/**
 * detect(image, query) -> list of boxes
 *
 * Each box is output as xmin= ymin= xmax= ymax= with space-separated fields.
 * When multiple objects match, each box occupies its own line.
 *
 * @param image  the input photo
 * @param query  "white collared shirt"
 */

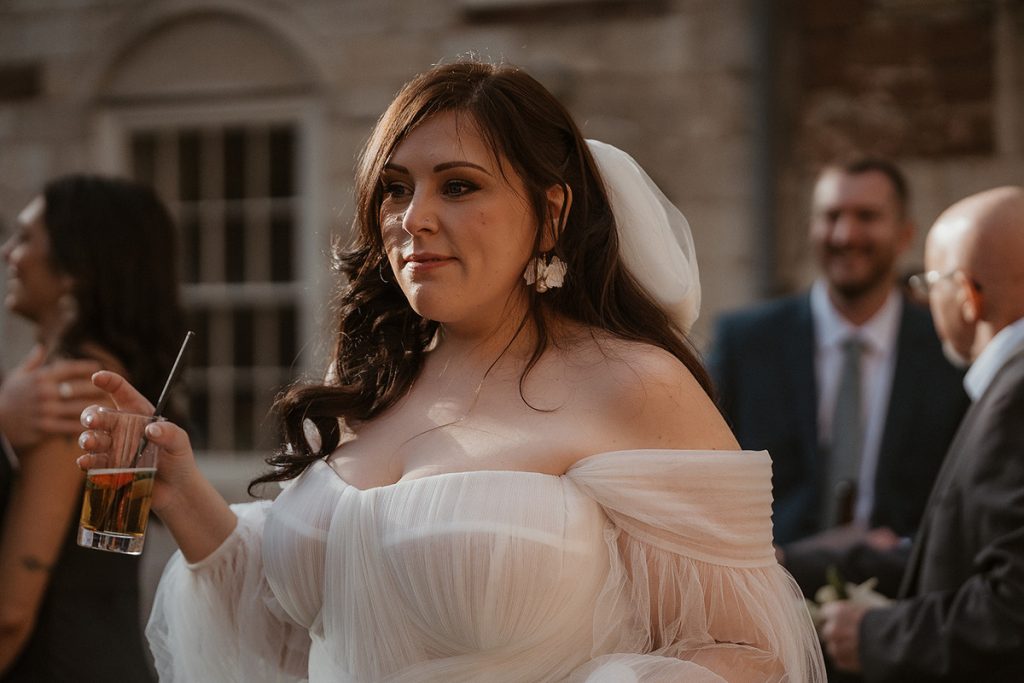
xmin=964 ymin=317 xmax=1024 ymax=401
xmin=811 ymin=280 xmax=903 ymax=525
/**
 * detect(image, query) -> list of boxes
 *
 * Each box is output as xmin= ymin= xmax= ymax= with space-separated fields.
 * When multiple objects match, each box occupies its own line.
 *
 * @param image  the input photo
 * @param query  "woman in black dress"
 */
xmin=0 ymin=175 xmax=184 ymax=681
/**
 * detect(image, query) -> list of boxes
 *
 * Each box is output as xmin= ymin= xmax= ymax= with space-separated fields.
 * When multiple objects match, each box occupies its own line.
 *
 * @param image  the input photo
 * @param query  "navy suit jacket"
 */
xmin=859 ymin=347 xmax=1024 ymax=681
xmin=708 ymin=292 xmax=969 ymax=545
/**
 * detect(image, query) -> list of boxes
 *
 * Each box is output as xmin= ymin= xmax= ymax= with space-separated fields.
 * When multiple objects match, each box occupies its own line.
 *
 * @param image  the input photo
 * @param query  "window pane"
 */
xmin=224 ymin=127 xmax=246 ymax=200
xmin=270 ymin=213 xmax=294 ymax=282
xmin=178 ymin=129 xmax=201 ymax=202
xmin=131 ymin=133 xmax=157 ymax=187
xmin=209 ymin=307 xmax=233 ymax=367
xmin=256 ymin=384 xmax=282 ymax=452
xmin=179 ymin=207 xmax=201 ymax=283
xmin=279 ymin=306 xmax=298 ymax=369
xmin=189 ymin=388 xmax=209 ymax=451
xmin=224 ymin=207 xmax=245 ymax=283
xmin=234 ymin=308 xmax=254 ymax=367
xmin=235 ymin=388 xmax=254 ymax=451
xmin=187 ymin=309 xmax=210 ymax=368
xmin=269 ymin=126 xmax=294 ymax=198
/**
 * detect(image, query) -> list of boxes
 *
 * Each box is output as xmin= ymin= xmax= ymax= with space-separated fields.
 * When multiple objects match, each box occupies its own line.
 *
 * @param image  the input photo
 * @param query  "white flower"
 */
xmin=807 ymin=576 xmax=891 ymax=630
xmin=523 ymin=255 xmax=567 ymax=292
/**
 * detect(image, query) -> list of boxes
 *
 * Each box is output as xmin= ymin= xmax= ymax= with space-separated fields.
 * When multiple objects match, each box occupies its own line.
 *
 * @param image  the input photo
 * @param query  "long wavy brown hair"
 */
xmin=43 ymin=174 xmax=185 ymax=417
xmin=252 ymin=60 xmax=712 ymax=490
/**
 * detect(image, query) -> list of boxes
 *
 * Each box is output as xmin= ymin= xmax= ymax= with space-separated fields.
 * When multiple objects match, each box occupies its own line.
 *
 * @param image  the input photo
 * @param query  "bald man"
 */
xmin=821 ymin=186 xmax=1024 ymax=681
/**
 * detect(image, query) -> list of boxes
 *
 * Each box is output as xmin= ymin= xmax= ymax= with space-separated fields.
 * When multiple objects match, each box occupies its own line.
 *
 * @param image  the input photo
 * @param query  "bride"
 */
xmin=80 ymin=60 xmax=825 ymax=682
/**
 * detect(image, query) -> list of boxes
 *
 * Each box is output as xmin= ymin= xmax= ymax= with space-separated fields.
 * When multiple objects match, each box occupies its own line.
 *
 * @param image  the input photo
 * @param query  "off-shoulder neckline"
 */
xmin=317 ymin=448 xmax=769 ymax=493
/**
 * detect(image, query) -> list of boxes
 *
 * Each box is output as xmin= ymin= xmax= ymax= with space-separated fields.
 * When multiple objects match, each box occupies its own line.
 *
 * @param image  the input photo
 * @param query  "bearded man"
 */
xmin=709 ymin=159 xmax=969 ymax=603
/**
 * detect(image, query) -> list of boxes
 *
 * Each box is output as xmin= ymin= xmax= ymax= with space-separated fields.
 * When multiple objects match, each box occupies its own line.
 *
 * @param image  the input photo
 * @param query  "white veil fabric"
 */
xmin=586 ymin=140 xmax=701 ymax=333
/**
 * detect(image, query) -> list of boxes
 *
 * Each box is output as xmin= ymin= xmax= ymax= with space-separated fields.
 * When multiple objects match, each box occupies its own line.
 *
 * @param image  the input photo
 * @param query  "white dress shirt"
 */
xmin=810 ymin=281 xmax=903 ymax=525
xmin=964 ymin=316 xmax=1024 ymax=401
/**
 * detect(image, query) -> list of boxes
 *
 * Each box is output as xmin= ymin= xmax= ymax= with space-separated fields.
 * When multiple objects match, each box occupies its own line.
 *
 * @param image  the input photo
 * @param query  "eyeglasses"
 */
xmin=908 ymin=270 xmax=955 ymax=298
xmin=908 ymin=270 xmax=982 ymax=298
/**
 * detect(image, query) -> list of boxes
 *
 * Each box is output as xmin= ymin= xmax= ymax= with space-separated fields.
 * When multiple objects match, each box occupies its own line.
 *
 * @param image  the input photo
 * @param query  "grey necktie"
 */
xmin=824 ymin=336 xmax=865 ymax=526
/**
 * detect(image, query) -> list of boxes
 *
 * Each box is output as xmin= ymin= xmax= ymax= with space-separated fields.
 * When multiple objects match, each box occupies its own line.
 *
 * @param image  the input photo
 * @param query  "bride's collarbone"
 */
xmin=327 ymin=364 xmax=624 ymax=487
xmin=329 ymin=412 xmax=590 ymax=488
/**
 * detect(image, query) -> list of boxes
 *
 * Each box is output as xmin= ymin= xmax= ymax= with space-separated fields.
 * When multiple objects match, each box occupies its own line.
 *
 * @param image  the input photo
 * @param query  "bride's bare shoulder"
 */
xmin=557 ymin=329 xmax=683 ymax=380
xmin=564 ymin=332 xmax=738 ymax=452
xmin=569 ymin=333 xmax=697 ymax=403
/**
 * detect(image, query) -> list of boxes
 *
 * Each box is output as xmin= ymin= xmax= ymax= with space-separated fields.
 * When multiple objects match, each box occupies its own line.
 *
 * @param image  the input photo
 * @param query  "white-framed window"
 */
xmin=95 ymin=99 xmax=327 ymax=458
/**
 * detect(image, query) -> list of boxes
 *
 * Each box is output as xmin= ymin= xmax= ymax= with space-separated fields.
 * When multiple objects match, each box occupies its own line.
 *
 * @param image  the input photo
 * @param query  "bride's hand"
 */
xmin=77 ymin=370 xmax=198 ymax=515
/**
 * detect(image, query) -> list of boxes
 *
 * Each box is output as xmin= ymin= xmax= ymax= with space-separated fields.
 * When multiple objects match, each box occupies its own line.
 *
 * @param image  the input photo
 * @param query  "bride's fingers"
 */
xmin=75 ymin=451 xmax=112 ymax=471
xmin=80 ymin=405 xmax=127 ymax=435
xmin=81 ymin=404 xmax=109 ymax=430
xmin=77 ymin=428 xmax=112 ymax=455
xmin=91 ymin=371 xmax=155 ymax=414
xmin=142 ymin=420 xmax=193 ymax=461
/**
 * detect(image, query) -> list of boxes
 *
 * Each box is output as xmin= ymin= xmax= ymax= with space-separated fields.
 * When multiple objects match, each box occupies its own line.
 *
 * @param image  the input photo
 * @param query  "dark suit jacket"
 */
xmin=859 ymin=346 xmax=1024 ymax=681
xmin=708 ymin=293 xmax=968 ymax=546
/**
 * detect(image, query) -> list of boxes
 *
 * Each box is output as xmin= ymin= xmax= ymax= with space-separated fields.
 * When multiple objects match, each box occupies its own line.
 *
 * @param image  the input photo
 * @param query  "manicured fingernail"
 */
xmin=83 ymin=413 xmax=94 ymax=427
xmin=78 ymin=433 xmax=89 ymax=450
xmin=146 ymin=423 xmax=162 ymax=438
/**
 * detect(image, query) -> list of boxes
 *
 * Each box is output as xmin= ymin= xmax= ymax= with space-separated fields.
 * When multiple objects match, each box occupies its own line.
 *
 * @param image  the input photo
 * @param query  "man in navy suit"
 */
xmin=821 ymin=186 xmax=1024 ymax=681
xmin=709 ymin=159 xmax=968 ymax=598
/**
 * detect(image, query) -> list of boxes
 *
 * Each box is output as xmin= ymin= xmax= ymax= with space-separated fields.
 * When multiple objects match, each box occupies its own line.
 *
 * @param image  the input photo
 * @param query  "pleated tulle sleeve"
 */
xmin=565 ymin=450 xmax=825 ymax=683
xmin=146 ymin=501 xmax=311 ymax=683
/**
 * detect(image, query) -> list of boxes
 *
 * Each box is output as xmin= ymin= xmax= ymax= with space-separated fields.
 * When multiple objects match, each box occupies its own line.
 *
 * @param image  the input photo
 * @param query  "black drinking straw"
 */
xmin=130 ymin=330 xmax=194 ymax=467
xmin=95 ymin=331 xmax=196 ymax=538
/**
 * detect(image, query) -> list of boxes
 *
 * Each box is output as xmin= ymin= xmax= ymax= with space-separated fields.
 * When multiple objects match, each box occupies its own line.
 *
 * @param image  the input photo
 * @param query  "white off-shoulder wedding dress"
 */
xmin=147 ymin=450 xmax=825 ymax=682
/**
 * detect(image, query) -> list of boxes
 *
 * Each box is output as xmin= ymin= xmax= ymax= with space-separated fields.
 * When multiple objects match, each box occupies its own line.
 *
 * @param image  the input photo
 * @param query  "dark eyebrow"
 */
xmin=434 ymin=161 xmax=491 ymax=175
xmin=383 ymin=161 xmax=491 ymax=176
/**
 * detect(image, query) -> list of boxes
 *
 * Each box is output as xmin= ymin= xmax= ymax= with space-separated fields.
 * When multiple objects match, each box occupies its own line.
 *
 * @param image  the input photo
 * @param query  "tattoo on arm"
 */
xmin=20 ymin=555 xmax=54 ymax=573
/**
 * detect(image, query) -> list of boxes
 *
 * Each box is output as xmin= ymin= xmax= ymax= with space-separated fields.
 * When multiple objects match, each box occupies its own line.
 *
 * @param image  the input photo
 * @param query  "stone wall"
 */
xmin=0 ymin=0 xmax=758 ymax=356
xmin=0 ymin=0 xmax=1020 ymax=359
xmin=774 ymin=0 xmax=1023 ymax=291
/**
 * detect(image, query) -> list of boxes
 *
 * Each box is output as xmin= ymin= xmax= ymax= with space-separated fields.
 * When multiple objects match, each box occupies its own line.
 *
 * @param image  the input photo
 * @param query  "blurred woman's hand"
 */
xmin=0 ymin=345 xmax=103 ymax=450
